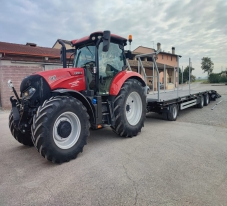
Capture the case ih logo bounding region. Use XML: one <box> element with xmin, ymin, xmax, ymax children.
<box><xmin>48</xmin><ymin>75</ymin><xmax>56</xmax><ymax>82</ymax></box>
<box><xmin>69</xmin><ymin>80</ymin><xmax>80</xmax><ymax>87</ymax></box>
<box><xmin>74</xmin><ymin>72</ymin><xmax>83</xmax><ymax>75</ymax></box>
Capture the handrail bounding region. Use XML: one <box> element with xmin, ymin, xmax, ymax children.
<box><xmin>135</xmin><ymin>50</ymin><xmax>161</xmax><ymax>101</ymax></box>
<box><xmin>134</xmin><ymin>50</ymin><xmax>181</xmax><ymax>101</ymax></box>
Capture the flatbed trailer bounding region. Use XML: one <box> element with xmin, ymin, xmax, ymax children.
<box><xmin>146</xmin><ymin>89</ymin><xmax>220</xmax><ymax>120</ymax></box>
<box><xmin>131</xmin><ymin>51</ymin><xmax>221</xmax><ymax>120</ymax></box>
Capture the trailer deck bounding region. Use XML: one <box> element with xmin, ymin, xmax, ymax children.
<box><xmin>147</xmin><ymin>89</ymin><xmax>208</xmax><ymax>102</ymax></box>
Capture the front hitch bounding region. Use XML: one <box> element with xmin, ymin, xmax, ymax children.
<box><xmin>8</xmin><ymin>80</ymin><xmax>21</xmax><ymax>103</ymax></box>
<box><xmin>10</xmin><ymin>96</ymin><xmax>20</xmax><ymax>127</ymax></box>
<box><xmin>8</xmin><ymin>80</ymin><xmax>21</xmax><ymax>128</ymax></box>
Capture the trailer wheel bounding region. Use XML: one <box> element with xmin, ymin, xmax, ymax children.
<box><xmin>167</xmin><ymin>104</ymin><xmax>178</xmax><ymax>121</ymax></box>
<box><xmin>9</xmin><ymin>112</ymin><xmax>33</xmax><ymax>146</ymax></box>
<box><xmin>31</xmin><ymin>96</ymin><xmax>90</xmax><ymax>163</ymax></box>
<box><xmin>204</xmin><ymin>94</ymin><xmax>209</xmax><ymax>106</ymax></box>
<box><xmin>197</xmin><ymin>96</ymin><xmax>204</xmax><ymax>108</ymax></box>
<box><xmin>112</xmin><ymin>79</ymin><xmax>146</xmax><ymax>137</ymax></box>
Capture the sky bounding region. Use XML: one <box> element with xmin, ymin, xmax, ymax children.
<box><xmin>0</xmin><ymin>0</ymin><xmax>226</xmax><ymax>78</ymax></box>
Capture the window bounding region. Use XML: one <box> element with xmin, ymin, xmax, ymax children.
<box><xmin>168</xmin><ymin>70</ymin><xmax>172</xmax><ymax>76</ymax></box>
<box><xmin>162</xmin><ymin>55</ymin><xmax>164</xmax><ymax>59</ymax></box>
<box><xmin>169</xmin><ymin>78</ymin><xmax>172</xmax><ymax>83</ymax></box>
<box><xmin>171</xmin><ymin>56</ymin><xmax>172</xmax><ymax>61</ymax></box>
<box><xmin>74</xmin><ymin>45</ymin><xmax>95</xmax><ymax>68</ymax></box>
<box><xmin>98</xmin><ymin>42</ymin><xmax>124</xmax><ymax>76</ymax></box>
<box><xmin>98</xmin><ymin>42</ymin><xmax>125</xmax><ymax>94</ymax></box>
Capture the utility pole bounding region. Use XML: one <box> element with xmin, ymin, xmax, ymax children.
<box><xmin>151</xmin><ymin>41</ymin><xmax>154</xmax><ymax>49</ymax></box>
<box><xmin>182</xmin><ymin>66</ymin><xmax>183</xmax><ymax>85</ymax></box>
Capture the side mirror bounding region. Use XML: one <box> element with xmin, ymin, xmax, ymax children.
<box><xmin>125</xmin><ymin>50</ymin><xmax>132</xmax><ymax>59</ymax></box>
<box><xmin>102</xmin><ymin>30</ymin><xmax>111</xmax><ymax>52</ymax></box>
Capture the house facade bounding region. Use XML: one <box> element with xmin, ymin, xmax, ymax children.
<box><xmin>52</xmin><ymin>39</ymin><xmax>74</xmax><ymax>49</ymax></box>
<box><xmin>129</xmin><ymin>43</ymin><xmax>180</xmax><ymax>91</ymax></box>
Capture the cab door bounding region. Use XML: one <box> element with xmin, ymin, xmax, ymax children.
<box><xmin>98</xmin><ymin>42</ymin><xmax>125</xmax><ymax>95</ymax></box>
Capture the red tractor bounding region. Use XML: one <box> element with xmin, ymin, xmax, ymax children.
<box><xmin>8</xmin><ymin>31</ymin><xmax>147</xmax><ymax>163</ymax></box>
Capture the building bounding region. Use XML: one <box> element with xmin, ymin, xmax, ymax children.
<box><xmin>129</xmin><ymin>43</ymin><xmax>180</xmax><ymax>91</ymax></box>
<box><xmin>52</xmin><ymin>39</ymin><xmax>74</xmax><ymax>49</ymax></box>
<box><xmin>0</xmin><ymin>41</ymin><xmax>64</xmax><ymax>109</ymax></box>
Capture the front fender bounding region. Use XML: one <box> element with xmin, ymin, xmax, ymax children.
<box><xmin>109</xmin><ymin>71</ymin><xmax>146</xmax><ymax>96</ymax></box>
<box><xmin>52</xmin><ymin>89</ymin><xmax>95</xmax><ymax>123</ymax></box>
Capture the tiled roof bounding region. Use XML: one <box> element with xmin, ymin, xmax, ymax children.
<box><xmin>0</xmin><ymin>41</ymin><xmax>61</xmax><ymax>58</ymax></box>
<box><xmin>133</xmin><ymin>46</ymin><xmax>180</xmax><ymax>57</ymax></box>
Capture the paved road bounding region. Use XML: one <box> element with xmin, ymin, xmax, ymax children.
<box><xmin>0</xmin><ymin>84</ymin><xmax>226</xmax><ymax>206</ymax></box>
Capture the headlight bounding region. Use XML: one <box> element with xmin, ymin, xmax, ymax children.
<box><xmin>22</xmin><ymin>87</ymin><xmax>36</xmax><ymax>99</ymax></box>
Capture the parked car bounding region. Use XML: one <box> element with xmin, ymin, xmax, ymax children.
<box><xmin>147</xmin><ymin>83</ymin><xmax>164</xmax><ymax>92</ymax></box>
<box><xmin>146</xmin><ymin>86</ymin><xmax>150</xmax><ymax>94</ymax></box>
<box><xmin>159</xmin><ymin>83</ymin><xmax>164</xmax><ymax>89</ymax></box>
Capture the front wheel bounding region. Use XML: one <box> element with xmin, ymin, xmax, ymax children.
<box><xmin>112</xmin><ymin>79</ymin><xmax>146</xmax><ymax>137</ymax></box>
<box><xmin>31</xmin><ymin>96</ymin><xmax>90</xmax><ymax>163</ymax></box>
<box><xmin>9</xmin><ymin>112</ymin><xmax>33</xmax><ymax>146</ymax></box>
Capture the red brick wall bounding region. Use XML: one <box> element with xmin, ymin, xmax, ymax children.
<box><xmin>0</xmin><ymin>66</ymin><xmax>43</xmax><ymax>109</ymax></box>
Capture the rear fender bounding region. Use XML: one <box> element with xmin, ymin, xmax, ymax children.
<box><xmin>52</xmin><ymin>89</ymin><xmax>95</xmax><ymax>124</ymax></box>
<box><xmin>109</xmin><ymin>71</ymin><xmax>146</xmax><ymax>96</ymax></box>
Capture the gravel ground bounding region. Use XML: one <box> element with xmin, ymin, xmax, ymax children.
<box><xmin>0</xmin><ymin>83</ymin><xmax>226</xmax><ymax>206</ymax></box>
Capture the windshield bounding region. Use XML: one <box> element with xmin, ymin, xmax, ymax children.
<box><xmin>73</xmin><ymin>45</ymin><xmax>95</xmax><ymax>68</ymax></box>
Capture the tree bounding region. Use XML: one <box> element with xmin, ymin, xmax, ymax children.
<box><xmin>201</xmin><ymin>57</ymin><xmax>214</xmax><ymax>76</ymax></box>
<box><xmin>183</xmin><ymin>66</ymin><xmax>195</xmax><ymax>83</ymax></box>
<box><xmin>178</xmin><ymin>68</ymin><xmax>182</xmax><ymax>84</ymax></box>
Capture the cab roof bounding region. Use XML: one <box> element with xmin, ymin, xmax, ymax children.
<box><xmin>71</xmin><ymin>31</ymin><xmax>127</xmax><ymax>48</ymax></box>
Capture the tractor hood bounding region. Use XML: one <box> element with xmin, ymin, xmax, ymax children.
<box><xmin>35</xmin><ymin>68</ymin><xmax>86</xmax><ymax>91</ymax></box>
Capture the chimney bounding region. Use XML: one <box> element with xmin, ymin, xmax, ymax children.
<box><xmin>26</xmin><ymin>42</ymin><xmax>37</xmax><ymax>47</ymax></box>
<box><xmin>172</xmin><ymin>47</ymin><xmax>175</xmax><ymax>54</ymax></box>
<box><xmin>157</xmin><ymin>43</ymin><xmax>161</xmax><ymax>51</ymax></box>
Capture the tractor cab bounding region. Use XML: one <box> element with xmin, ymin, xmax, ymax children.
<box><xmin>61</xmin><ymin>31</ymin><xmax>128</xmax><ymax>95</ymax></box>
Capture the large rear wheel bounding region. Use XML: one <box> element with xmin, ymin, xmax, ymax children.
<box><xmin>112</xmin><ymin>79</ymin><xmax>146</xmax><ymax>137</ymax></box>
<box><xmin>31</xmin><ymin>96</ymin><xmax>90</xmax><ymax>163</ymax></box>
<box><xmin>9</xmin><ymin>112</ymin><xmax>33</xmax><ymax>146</ymax></box>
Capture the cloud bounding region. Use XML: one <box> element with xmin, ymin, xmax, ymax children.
<box><xmin>0</xmin><ymin>0</ymin><xmax>226</xmax><ymax>76</ymax></box>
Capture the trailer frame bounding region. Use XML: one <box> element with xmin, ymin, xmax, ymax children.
<box><xmin>133</xmin><ymin>51</ymin><xmax>221</xmax><ymax>120</ymax></box>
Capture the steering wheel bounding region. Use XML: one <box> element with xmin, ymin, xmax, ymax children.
<box><xmin>81</xmin><ymin>61</ymin><xmax>95</xmax><ymax>69</ymax></box>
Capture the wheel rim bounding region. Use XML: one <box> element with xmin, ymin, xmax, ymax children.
<box><xmin>53</xmin><ymin>112</ymin><xmax>81</xmax><ymax>149</ymax></box>
<box><xmin>125</xmin><ymin>92</ymin><xmax>142</xmax><ymax>126</ymax></box>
